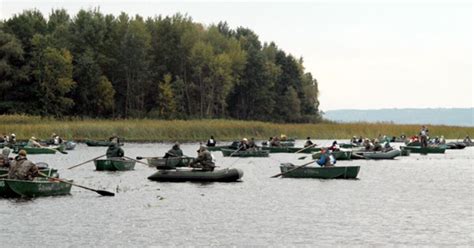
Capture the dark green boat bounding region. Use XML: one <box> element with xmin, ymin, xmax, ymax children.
<box><xmin>401</xmin><ymin>146</ymin><xmax>446</xmax><ymax>154</ymax></box>
<box><xmin>94</xmin><ymin>158</ymin><xmax>136</xmax><ymax>171</ymax></box>
<box><xmin>0</xmin><ymin>178</ymin><xmax>72</xmax><ymax>198</ymax></box>
<box><xmin>12</xmin><ymin>146</ymin><xmax>62</xmax><ymax>154</ymax></box>
<box><xmin>85</xmin><ymin>140</ymin><xmax>124</xmax><ymax>147</ymax></box>
<box><xmin>312</xmin><ymin>150</ymin><xmax>352</xmax><ymax>160</ymax></box>
<box><xmin>261</xmin><ymin>146</ymin><xmax>322</xmax><ymax>154</ymax></box>
<box><xmin>147</xmin><ymin>168</ymin><xmax>243</xmax><ymax>182</ymax></box>
<box><xmin>279</xmin><ymin>163</ymin><xmax>360</xmax><ymax>179</ymax></box>
<box><xmin>221</xmin><ymin>148</ymin><xmax>270</xmax><ymax>157</ymax></box>
<box><xmin>147</xmin><ymin>156</ymin><xmax>195</xmax><ymax>169</ymax></box>
<box><xmin>206</xmin><ymin>141</ymin><xmax>239</xmax><ymax>152</ymax></box>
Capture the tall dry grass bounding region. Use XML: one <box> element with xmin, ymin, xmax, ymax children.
<box><xmin>0</xmin><ymin>115</ymin><xmax>472</xmax><ymax>142</ymax></box>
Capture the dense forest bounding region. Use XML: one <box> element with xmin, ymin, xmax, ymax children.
<box><xmin>0</xmin><ymin>9</ymin><xmax>321</xmax><ymax>122</ymax></box>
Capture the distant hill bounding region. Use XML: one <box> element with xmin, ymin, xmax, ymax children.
<box><xmin>323</xmin><ymin>108</ymin><xmax>474</xmax><ymax>127</ymax></box>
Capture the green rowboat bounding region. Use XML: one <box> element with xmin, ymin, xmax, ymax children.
<box><xmin>147</xmin><ymin>157</ymin><xmax>195</xmax><ymax>169</ymax></box>
<box><xmin>148</xmin><ymin>168</ymin><xmax>243</xmax><ymax>182</ymax></box>
<box><xmin>0</xmin><ymin>168</ymin><xmax>58</xmax><ymax>177</ymax></box>
<box><xmin>13</xmin><ymin>146</ymin><xmax>63</xmax><ymax>154</ymax></box>
<box><xmin>221</xmin><ymin>148</ymin><xmax>270</xmax><ymax>157</ymax></box>
<box><xmin>279</xmin><ymin>163</ymin><xmax>360</xmax><ymax>179</ymax></box>
<box><xmin>401</xmin><ymin>146</ymin><xmax>446</xmax><ymax>154</ymax></box>
<box><xmin>0</xmin><ymin>178</ymin><xmax>72</xmax><ymax>198</ymax></box>
<box><xmin>312</xmin><ymin>151</ymin><xmax>352</xmax><ymax>160</ymax></box>
<box><xmin>85</xmin><ymin>140</ymin><xmax>124</xmax><ymax>147</ymax></box>
<box><xmin>94</xmin><ymin>158</ymin><xmax>136</xmax><ymax>171</ymax></box>
<box><xmin>261</xmin><ymin>146</ymin><xmax>322</xmax><ymax>154</ymax></box>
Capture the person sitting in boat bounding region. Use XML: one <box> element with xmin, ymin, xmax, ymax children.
<box><xmin>51</xmin><ymin>133</ymin><xmax>63</xmax><ymax>145</ymax></box>
<box><xmin>239</xmin><ymin>138</ymin><xmax>250</xmax><ymax>151</ymax></box>
<box><xmin>0</xmin><ymin>147</ymin><xmax>11</xmax><ymax>168</ymax></box>
<box><xmin>164</xmin><ymin>143</ymin><xmax>184</xmax><ymax>158</ymax></box>
<box><xmin>316</xmin><ymin>149</ymin><xmax>334</xmax><ymax>167</ymax></box>
<box><xmin>463</xmin><ymin>135</ymin><xmax>472</xmax><ymax>144</ymax></box>
<box><xmin>357</xmin><ymin>136</ymin><xmax>363</xmax><ymax>144</ymax></box>
<box><xmin>363</xmin><ymin>139</ymin><xmax>373</xmax><ymax>151</ymax></box>
<box><xmin>329</xmin><ymin>141</ymin><xmax>340</xmax><ymax>151</ymax></box>
<box><xmin>206</xmin><ymin>136</ymin><xmax>216</xmax><ymax>147</ymax></box>
<box><xmin>27</xmin><ymin>136</ymin><xmax>43</xmax><ymax>148</ymax></box>
<box><xmin>270</xmin><ymin>136</ymin><xmax>281</xmax><ymax>147</ymax></box>
<box><xmin>304</xmin><ymin>137</ymin><xmax>314</xmax><ymax>148</ymax></box>
<box><xmin>248</xmin><ymin>138</ymin><xmax>257</xmax><ymax>149</ymax></box>
<box><xmin>280</xmin><ymin>134</ymin><xmax>288</xmax><ymax>141</ymax></box>
<box><xmin>106</xmin><ymin>140</ymin><xmax>124</xmax><ymax>158</ymax></box>
<box><xmin>373</xmin><ymin>139</ymin><xmax>383</xmax><ymax>151</ymax></box>
<box><xmin>9</xmin><ymin>133</ymin><xmax>16</xmax><ymax>145</ymax></box>
<box><xmin>439</xmin><ymin>135</ymin><xmax>446</xmax><ymax>145</ymax></box>
<box><xmin>190</xmin><ymin>146</ymin><xmax>215</xmax><ymax>171</ymax></box>
<box><xmin>8</xmin><ymin>149</ymin><xmax>39</xmax><ymax>180</ymax></box>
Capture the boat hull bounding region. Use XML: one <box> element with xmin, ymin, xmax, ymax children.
<box><xmin>94</xmin><ymin>158</ymin><xmax>136</xmax><ymax>171</ymax></box>
<box><xmin>280</xmin><ymin>163</ymin><xmax>360</xmax><ymax>179</ymax></box>
<box><xmin>147</xmin><ymin>168</ymin><xmax>243</xmax><ymax>182</ymax></box>
<box><xmin>221</xmin><ymin>148</ymin><xmax>269</xmax><ymax>157</ymax></box>
<box><xmin>401</xmin><ymin>146</ymin><xmax>446</xmax><ymax>154</ymax></box>
<box><xmin>262</xmin><ymin>146</ymin><xmax>322</xmax><ymax>154</ymax></box>
<box><xmin>357</xmin><ymin>149</ymin><xmax>401</xmax><ymax>159</ymax></box>
<box><xmin>0</xmin><ymin>178</ymin><xmax>72</xmax><ymax>198</ymax></box>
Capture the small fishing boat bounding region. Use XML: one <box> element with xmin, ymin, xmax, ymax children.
<box><xmin>147</xmin><ymin>168</ymin><xmax>243</xmax><ymax>182</ymax></box>
<box><xmin>94</xmin><ymin>158</ymin><xmax>136</xmax><ymax>171</ymax></box>
<box><xmin>0</xmin><ymin>178</ymin><xmax>72</xmax><ymax>198</ymax></box>
<box><xmin>206</xmin><ymin>141</ymin><xmax>239</xmax><ymax>152</ymax></box>
<box><xmin>221</xmin><ymin>148</ymin><xmax>270</xmax><ymax>157</ymax></box>
<box><xmin>279</xmin><ymin>163</ymin><xmax>360</xmax><ymax>179</ymax></box>
<box><xmin>12</xmin><ymin>146</ymin><xmax>63</xmax><ymax>154</ymax></box>
<box><xmin>312</xmin><ymin>150</ymin><xmax>352</xmax><ymax>160</ymax></box>
<box><xmin>445</xmin><ymin>142</ymin><xmax>466</xmax><ymax>149</ymax></box>
<box><xmin>400</xmin><ymin>146</ymin><xmax>446</xmax><ymax>154</ymax></box>
<box><xmin>85</xmin><ymin>140</ymin><xmax>123</xmax><ymax>147</ymax></box>
<box><xmin>355</xmin><ymin>149</ymin><xmax>401</xmax><ymax>159</ymax></box>
<box><xmin>261</xmin><ymin>146</ymin><xmax>322</xmax><ymax>154</ymax></box>
<box><xmin>147</xmin><ymin>156</ymin><xmax>195</xmax><ymax>169</ymax></box>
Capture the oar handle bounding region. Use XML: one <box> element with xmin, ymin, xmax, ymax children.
<box><xmin>124</xmin><ymin>156</ymin><xmax>151</xmax><ymax>166</ymax></box>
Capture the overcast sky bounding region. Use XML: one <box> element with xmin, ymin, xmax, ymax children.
<box><xmin>1</xmin><ymin>0</ymin><xmax>472</xmax><ymax>111</ymax></box>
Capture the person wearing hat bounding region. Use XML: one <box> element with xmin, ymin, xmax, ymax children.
<box><xmin>304</xmin><ymin>137</ymin><xmax>314</xmax><ymax>148</ymax></box>
<box><xmin>189</xmin><ymin>146</ymin><xmax>215</xmax><ymax>171</ymax></box>
<box><xmin>238</xmin><ymin>138</ymin><xmax>249</xmax><ymax>151</ymax></box>
<box><xmin>329</xmin><ymin>140</ymin><xmax>340</xmax><ymax>151</ymax></box>
<box><xmin>0</xmin><ymin>147</ymin><xmax>12</xmax><ymax>168</ymax></box>
<box><xmin>27</xmin><ymin>136</ymin><xmax>43</xmax><ymax>148</ymax></box>
<box><xmin>164</xmin><ymin>143</ymin><xmax>184</xmax><ymax>158</ymax></box>
<box><xmin>106</xmin><ymin>140</ymin><xmax>124</xmax><ymax>158</ymax></box>
<box><xmin>8</xmin><ymin>149</ymin><xmax>39</xmax><ymax>180</ymax></box>
<box><xmin>373</xmin><ymin>139</ymin><xmax>383</xmax><ymax>151</ymax></box>
<box><xmin>9</xmin><ymin>133</ymin><xmax>16</xmax><ymax>145</ymax></box>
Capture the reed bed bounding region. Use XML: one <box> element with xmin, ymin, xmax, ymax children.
<box><xmin>0</xmin><ymin>115</ymin><xmax>472</xmax><ymax>142</ymax></box>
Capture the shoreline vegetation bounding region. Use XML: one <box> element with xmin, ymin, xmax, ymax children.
<box><xmin>1</xmin><ymin>115</ymin><xmax>473</xmax><ymax>142</ymax></box>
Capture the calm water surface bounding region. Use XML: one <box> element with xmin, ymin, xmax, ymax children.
<box><xmin>0</xmin><ymin>140</ymin><xmax>472</xmax><ymax>247</ymax></box>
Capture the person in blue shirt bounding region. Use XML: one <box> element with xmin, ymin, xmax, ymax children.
<box><xmin>316</xmin><ymin>149</ymin><xmax>336</xmax><ymax>167</ymax></box>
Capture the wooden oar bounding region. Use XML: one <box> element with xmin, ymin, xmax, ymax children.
<box><xmin>68</xmin><ymin>154</ymin><xmax>106</xmax><ymax>169</ymax></box>
<box><xmin>229</xmin><ymin>146</ymin><xmax>244</xmax><ymax>157</ymax></box>
<box><xmin>124</xmin><ymin>156</ymin><xmax>151</xmax><ymax>166</ymax></box>
<box><xmin>294</xmin><ymin>143</ymin><xmax>318</xmax><ymax>160</ymax></box>
<box><xmin>44</xmin><ymin>146</ymin><xmax>68</xmax><ymax>154</ymax></box>
<box><xmin>270</xmin><ymin>160</ymin><xmax>315</xmax><ymax>178</ymax></box>
<box><xmin>136</xmin><ymin>156</ymin><xmax>159</xmax><ymax>160</ymax></box>
<box><xmin>38</xmin><ymin>172</ymin><xmax>115</xmax><ymax>196</ymax></box>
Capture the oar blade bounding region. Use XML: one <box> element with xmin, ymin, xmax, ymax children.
<box><xmin>136</xmin><ymin>156</ymin><xmax>143</xmax><ymax>160</ymax></box>
<box><xmin>297</xmin><ymin>156</ymin><xmax>307</xmax><ymax>160</ymax></box>
<box><xmin>96</xmin><ymin>190</ymin><xmax>115</xmax><ymax>197</ymax></box>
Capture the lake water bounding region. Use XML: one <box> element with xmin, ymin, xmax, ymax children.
<box><xmin>0</xmin><ymin>140</ymin><xmax>472</xmax><ymax>247</ymax></box>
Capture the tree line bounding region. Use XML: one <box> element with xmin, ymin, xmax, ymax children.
<box><xmin>0</xmin><ymin>9</ymin><xmax>321</xmax><ymax>122</ymax></box>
